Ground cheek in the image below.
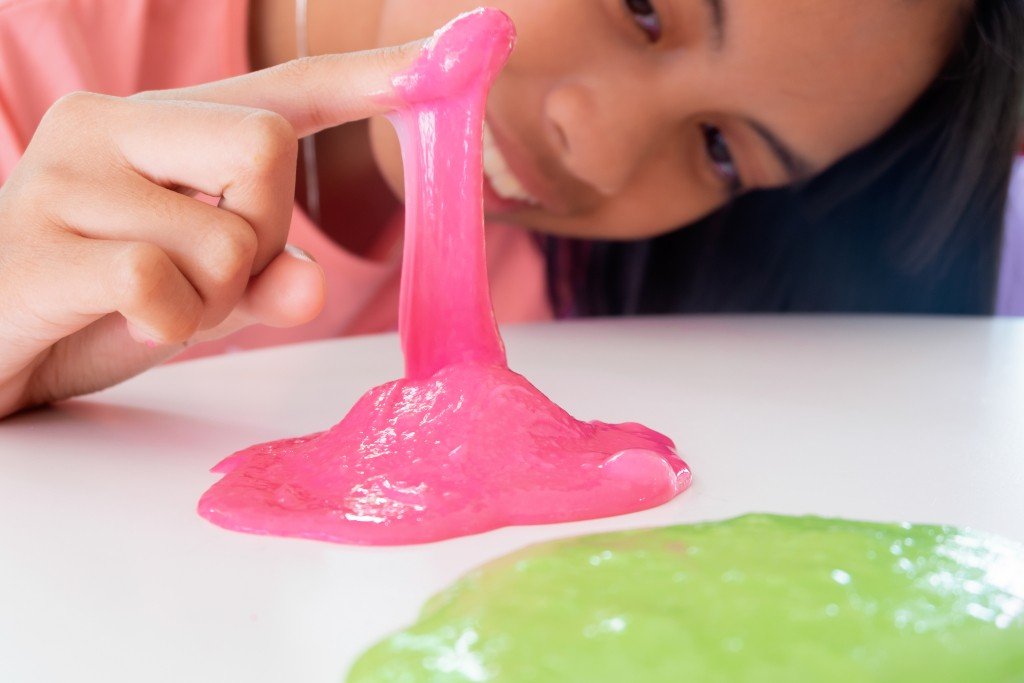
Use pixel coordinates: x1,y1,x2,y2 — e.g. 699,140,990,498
521,181,728,241
569,164,727,241
369,117,405,201
536,172,729,241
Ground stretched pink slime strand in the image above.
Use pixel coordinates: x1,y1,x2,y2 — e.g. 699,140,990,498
390,9,512,379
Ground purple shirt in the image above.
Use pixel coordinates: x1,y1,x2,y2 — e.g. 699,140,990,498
997,157,1024,315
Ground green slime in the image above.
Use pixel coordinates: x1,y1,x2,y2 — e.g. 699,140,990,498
348,514,1024,682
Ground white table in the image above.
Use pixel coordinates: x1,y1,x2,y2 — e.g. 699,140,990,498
1,317,1022,682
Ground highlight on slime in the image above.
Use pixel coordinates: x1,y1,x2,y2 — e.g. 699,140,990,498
197,9,690,546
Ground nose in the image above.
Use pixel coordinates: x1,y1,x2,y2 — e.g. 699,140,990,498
542,77,660,197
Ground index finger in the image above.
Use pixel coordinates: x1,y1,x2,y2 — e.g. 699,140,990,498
135,40,425,137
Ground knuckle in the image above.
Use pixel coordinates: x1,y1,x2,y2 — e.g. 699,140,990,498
201,216,258,285
40,92,106,131
234,110,297,171
49,91,96,116
277,54,310,76
117,243,169,306
275,55,322,85
164,298,204,343
275,56,335,129
115,244,200,343
31,93,118,175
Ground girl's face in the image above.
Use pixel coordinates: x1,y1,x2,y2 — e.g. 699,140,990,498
370,0,963,239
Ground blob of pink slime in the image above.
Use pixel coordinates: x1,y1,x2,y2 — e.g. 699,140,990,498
197,9,691,545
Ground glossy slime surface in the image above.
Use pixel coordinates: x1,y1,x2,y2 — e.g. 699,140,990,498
348,515,1024,682
197,9,689,545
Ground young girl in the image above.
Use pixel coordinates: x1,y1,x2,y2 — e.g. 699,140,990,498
0,0,1021,419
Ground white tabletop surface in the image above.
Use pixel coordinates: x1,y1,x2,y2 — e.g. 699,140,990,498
1,316,1023,682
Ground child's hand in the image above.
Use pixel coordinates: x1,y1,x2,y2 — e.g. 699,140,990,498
0,42,422,418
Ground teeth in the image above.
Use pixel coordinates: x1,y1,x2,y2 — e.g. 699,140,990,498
482,123,538,205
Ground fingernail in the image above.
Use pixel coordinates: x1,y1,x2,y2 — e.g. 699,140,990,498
126,321,161,348
285,243,316,263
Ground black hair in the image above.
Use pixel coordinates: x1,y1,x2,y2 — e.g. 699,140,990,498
546,0,1024,317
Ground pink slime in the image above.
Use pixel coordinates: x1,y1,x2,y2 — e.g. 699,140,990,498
198,9,691,545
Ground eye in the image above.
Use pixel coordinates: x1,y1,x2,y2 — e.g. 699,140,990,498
701,124,742,194
623,0,663,42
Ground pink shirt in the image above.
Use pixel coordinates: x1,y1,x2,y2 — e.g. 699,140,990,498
0,0,552,359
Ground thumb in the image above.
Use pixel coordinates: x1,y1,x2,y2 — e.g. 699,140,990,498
134,39,427,137
189,244,327,345
239,244,327,328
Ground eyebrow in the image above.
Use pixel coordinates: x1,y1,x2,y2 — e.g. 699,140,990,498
745,118,817,182
704,0,726,49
